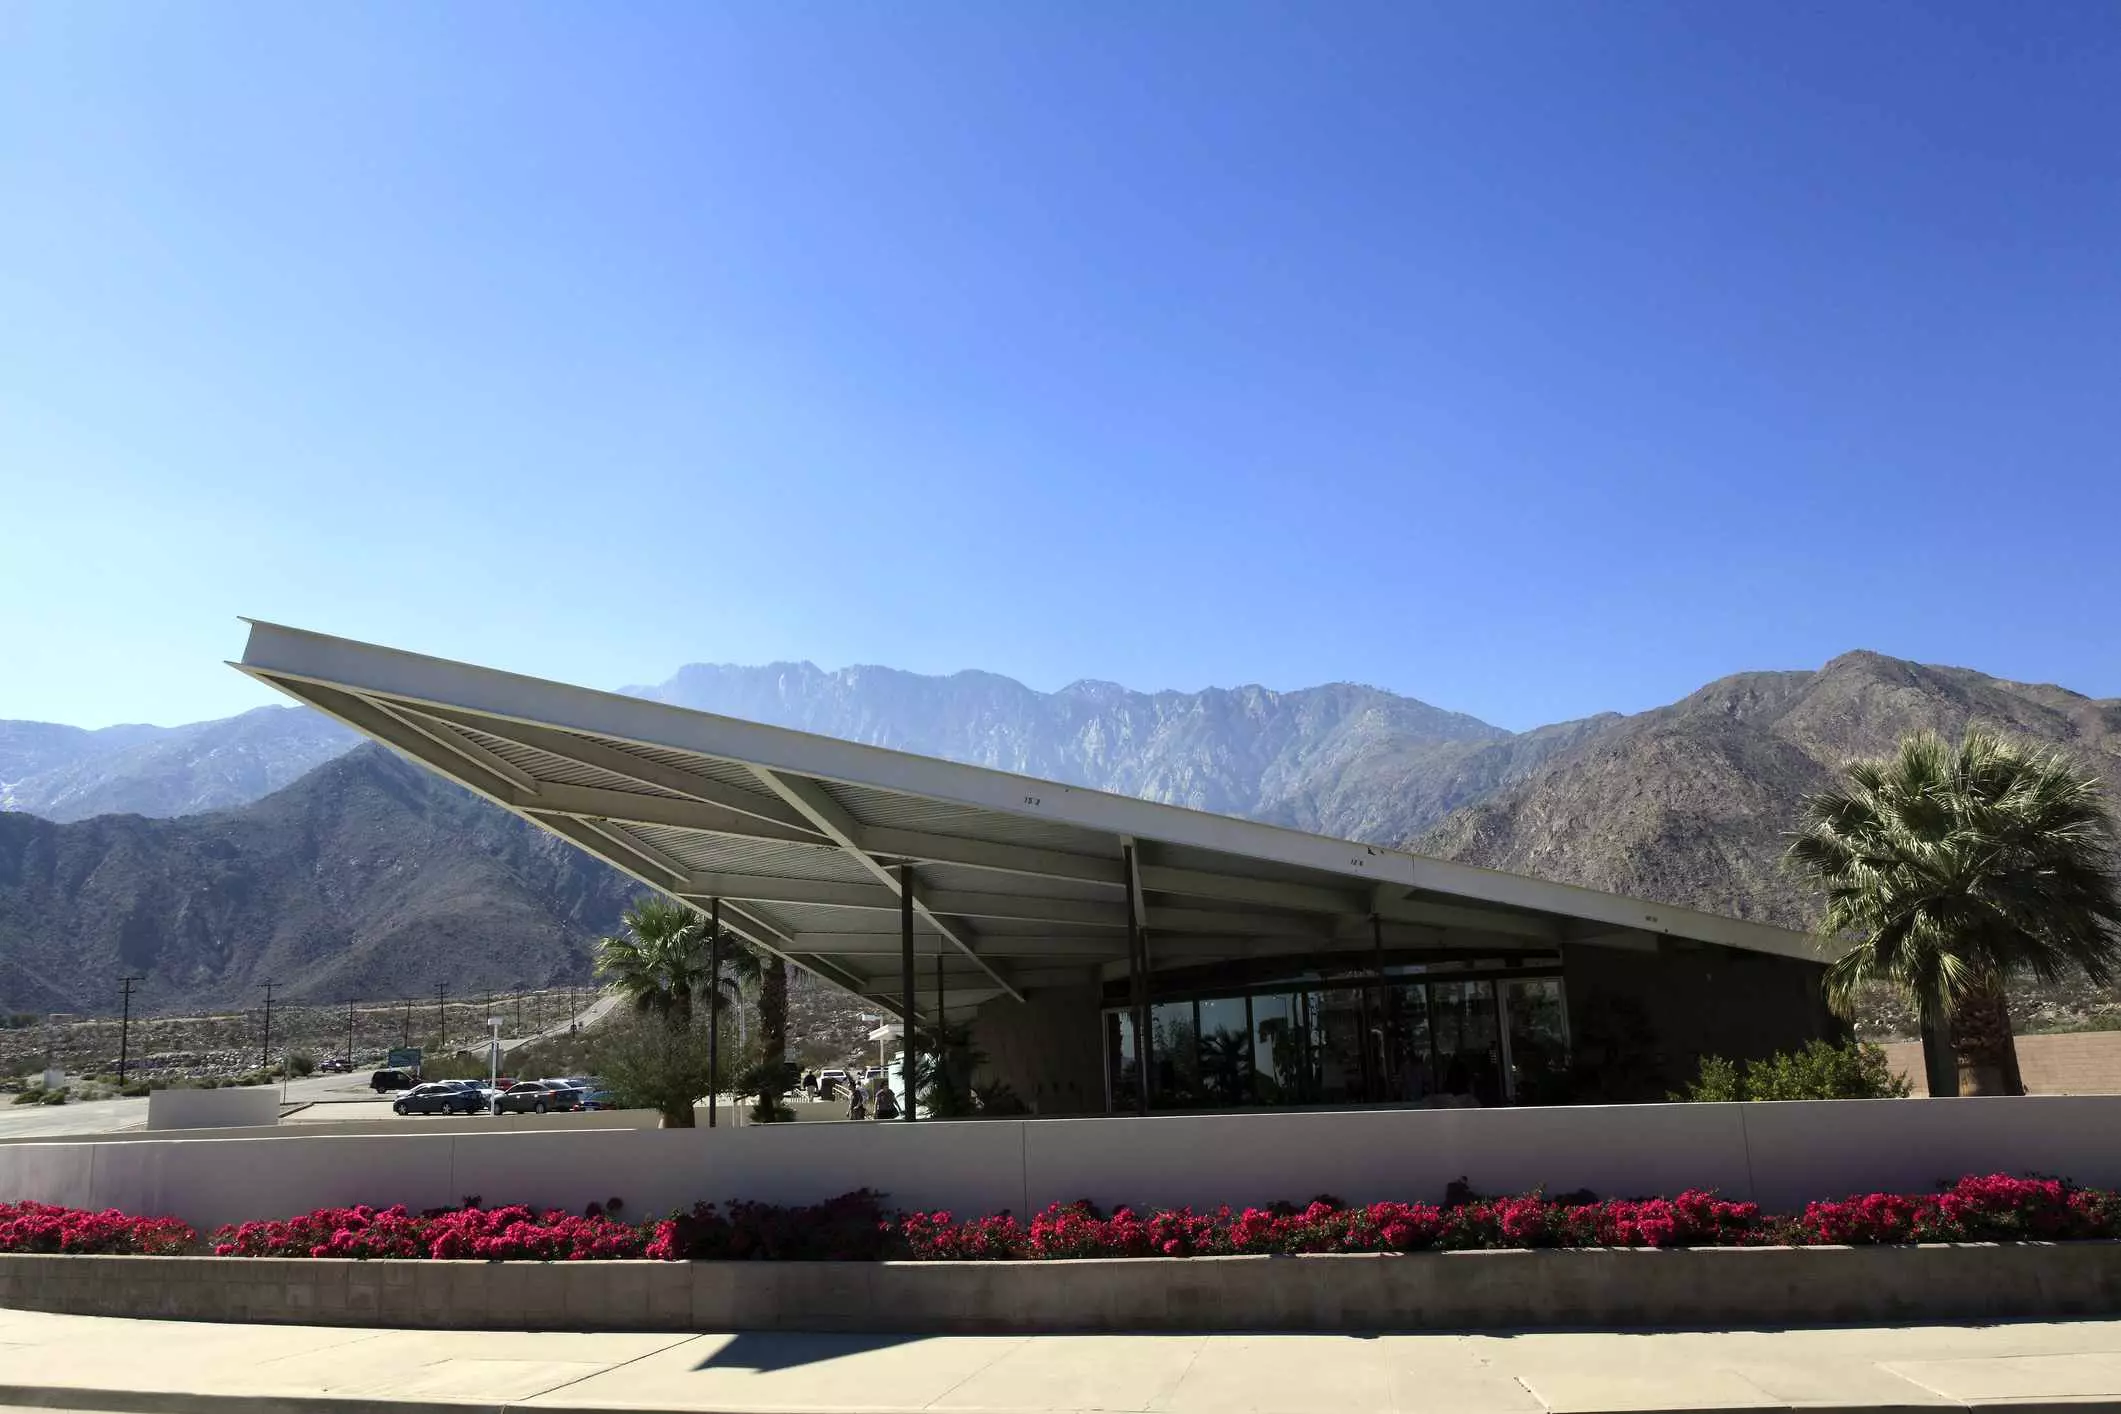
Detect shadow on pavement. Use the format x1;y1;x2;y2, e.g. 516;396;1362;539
693;1332;956;1371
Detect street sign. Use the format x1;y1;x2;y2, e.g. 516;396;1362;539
387;1047;422;1073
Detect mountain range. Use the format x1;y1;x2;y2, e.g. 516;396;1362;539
3;652;2117;1032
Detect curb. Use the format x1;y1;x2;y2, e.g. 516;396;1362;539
0;1383;2116;1414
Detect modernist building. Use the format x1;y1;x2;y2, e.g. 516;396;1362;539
236;622;1839;1112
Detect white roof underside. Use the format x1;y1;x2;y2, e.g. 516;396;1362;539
233;622;1824;1020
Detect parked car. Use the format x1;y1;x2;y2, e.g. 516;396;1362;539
494;1079;581;1115
817;1067;852;1097
369;1068;416;1093
319;1057;351;1074
393;1082;486;1116
575;1088;622;1111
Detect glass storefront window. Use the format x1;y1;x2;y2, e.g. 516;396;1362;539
1373;981;1436;1102
1196;996;1251;1106
1309;986;1370;1104
1151;1000;1201;1107
1250;992;1306;1105
1104;1009;1138;1111
1504;977;1571;1105
1431;979;1504;1106
1104;970;1561;1112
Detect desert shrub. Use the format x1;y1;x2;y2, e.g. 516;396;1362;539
1677;1040;1910;1102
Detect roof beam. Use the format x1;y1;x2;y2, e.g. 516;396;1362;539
856;826;1122;888
1371;885;1561;941
572;817;690;886
398;704;822;837
522;782;829;846
366;697;544;797
681;874;900;911
293;682;533;804
1138;863;1354;916
789;932;1127;959
749;767;1024;1004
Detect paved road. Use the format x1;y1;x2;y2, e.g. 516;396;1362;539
0;995;630;1142
0;1307;2116;1411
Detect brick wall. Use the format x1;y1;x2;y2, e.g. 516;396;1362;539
1880;1031;2121;1096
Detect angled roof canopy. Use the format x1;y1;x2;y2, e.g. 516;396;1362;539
233;621;1823;1021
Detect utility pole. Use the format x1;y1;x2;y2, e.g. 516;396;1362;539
258;981;278;1071
436;983;448;1051
398;997;411;1048
515;993;523;1034
117;976;145;1085
345;1000;355;1072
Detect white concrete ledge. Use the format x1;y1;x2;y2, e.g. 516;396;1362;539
2;1243;2117;1333
9;1097;2121;1231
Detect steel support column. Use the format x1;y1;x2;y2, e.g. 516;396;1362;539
707;897;722;1129
1124;843;1149;1114
900;863;917;1122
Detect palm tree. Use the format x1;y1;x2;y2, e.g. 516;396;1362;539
751;957;791;1121
595;896;710;1030
1786;728;2121;1096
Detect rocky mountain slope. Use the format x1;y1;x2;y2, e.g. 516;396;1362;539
0;707;354;822
3;670;1532;843
0;745;633;1014
629;664;1543;840
1417;652;2121;1032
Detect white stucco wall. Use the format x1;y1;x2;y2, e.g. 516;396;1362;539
5;1096;2117;1231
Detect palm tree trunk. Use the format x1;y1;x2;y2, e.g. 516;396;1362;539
1919;1012;1957;1098
758;958;789;1121
1950;979;2025;1097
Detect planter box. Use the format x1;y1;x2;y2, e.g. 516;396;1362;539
3;1243;2119;1333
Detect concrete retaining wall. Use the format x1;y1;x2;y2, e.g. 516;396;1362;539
144;1088;280;1131
5;1097;2121;1232
3;1243;2118;1332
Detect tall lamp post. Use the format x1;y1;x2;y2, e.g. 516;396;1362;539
486;1015;502;1116
117;976;145;1086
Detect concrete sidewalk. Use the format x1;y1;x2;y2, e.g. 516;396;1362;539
0;1307;2118;1413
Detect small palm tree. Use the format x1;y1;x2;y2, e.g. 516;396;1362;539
1787;728;2121;1095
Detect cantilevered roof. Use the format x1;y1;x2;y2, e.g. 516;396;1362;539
233;621;1824;1020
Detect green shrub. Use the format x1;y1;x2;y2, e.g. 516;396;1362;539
287;1053;316;1078
37;1088;68;1106
10;1090;42;1106
1677;1040;1911;1102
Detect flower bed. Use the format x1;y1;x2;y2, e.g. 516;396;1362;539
0;1201;195;1256
5;1176;2117;1264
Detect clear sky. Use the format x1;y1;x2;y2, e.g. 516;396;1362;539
4;3;2117;732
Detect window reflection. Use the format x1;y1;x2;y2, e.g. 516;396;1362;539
1196;996;1251;1107
1505;977;1571;1104
1151;1000;1200;1107
1103;970;1560;1113
1431;979;1504;1106
1250;992;1305;1105
1375;981;1435;1102
1310;987;1369;1103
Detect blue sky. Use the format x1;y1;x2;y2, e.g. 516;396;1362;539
4;3;2117;732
